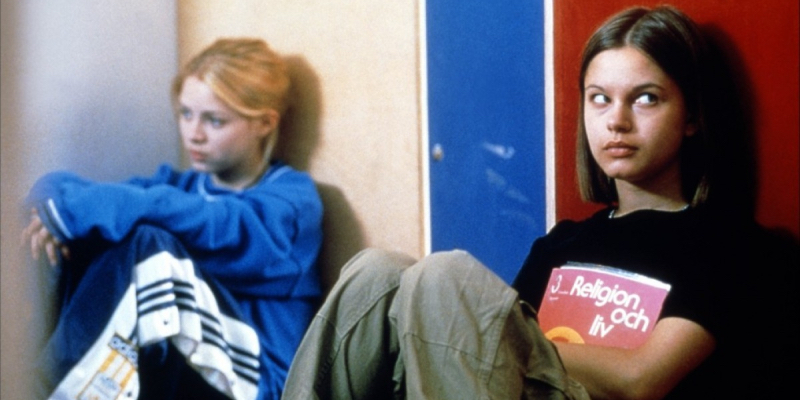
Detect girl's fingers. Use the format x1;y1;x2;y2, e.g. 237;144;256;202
21;217;42;245
30;228;42;261
30;225;57;263
34;226;50;252
45;241;59;266
23;209;69;266
60;245;72;261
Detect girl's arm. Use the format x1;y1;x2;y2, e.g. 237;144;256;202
25;168;323;296
555;317;715;400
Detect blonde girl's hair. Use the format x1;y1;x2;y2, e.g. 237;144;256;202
172;38;291;161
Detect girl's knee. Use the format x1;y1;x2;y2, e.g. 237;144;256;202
412;249;490;285
102;225;189;263
322;249;417;308
125;225;182;247
126;225;178;242
338;248;417;282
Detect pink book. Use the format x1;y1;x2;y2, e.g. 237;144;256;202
537;264;671;349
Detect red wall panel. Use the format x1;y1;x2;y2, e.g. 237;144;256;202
554;0;799;239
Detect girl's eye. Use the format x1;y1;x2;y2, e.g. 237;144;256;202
635;93;658;105
589;93;610;104
210;118;223;128
205;115;226;128
179;108;192;120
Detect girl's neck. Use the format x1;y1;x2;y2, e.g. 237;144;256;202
613;177;689;218
212;157;270;191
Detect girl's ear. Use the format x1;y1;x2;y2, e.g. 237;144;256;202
255;109;280;138
685;119;698;137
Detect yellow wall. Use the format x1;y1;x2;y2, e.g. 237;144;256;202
177;1;427;284
2;2;179;397
1;3;424;396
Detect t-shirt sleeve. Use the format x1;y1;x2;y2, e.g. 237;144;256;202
512;220;580;309
654;215;760;340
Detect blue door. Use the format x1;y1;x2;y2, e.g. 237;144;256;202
427;0;546;283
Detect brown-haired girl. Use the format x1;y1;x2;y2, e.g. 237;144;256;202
282;6;792;400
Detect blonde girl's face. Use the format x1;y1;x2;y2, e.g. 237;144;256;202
583;46;696;189
178;76;269;189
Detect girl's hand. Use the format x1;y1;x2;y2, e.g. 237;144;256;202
554;317;715;400
22;208;71;267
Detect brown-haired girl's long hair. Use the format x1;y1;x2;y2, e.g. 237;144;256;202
576;6;711;207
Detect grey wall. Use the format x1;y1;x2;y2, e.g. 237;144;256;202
1;1;178;396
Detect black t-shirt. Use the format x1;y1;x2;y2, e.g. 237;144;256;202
512;206;798;399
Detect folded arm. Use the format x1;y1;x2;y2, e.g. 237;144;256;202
24;169;322;295
555;317;715;400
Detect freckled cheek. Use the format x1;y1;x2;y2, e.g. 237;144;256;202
178;120;193;138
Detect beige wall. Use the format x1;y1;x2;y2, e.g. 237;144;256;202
177;1;427;284
0;2;424;396
1;1;178;397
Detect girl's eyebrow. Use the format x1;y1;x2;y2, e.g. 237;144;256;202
583;82;665;92
584;84;604;91
631;83;665;92
178;104;231;117
199;110;236;121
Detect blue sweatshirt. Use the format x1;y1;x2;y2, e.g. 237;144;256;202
26;162;323;398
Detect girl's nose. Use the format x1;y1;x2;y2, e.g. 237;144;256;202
606;105;632;133
188;121;206;143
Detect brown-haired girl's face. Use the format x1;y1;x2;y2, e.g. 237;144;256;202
583;46;696;189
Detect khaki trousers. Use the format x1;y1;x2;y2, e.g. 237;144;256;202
282;249;589;400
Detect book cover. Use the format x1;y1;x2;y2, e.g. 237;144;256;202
537;263;671;349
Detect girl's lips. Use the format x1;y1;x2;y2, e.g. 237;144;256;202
189;150;207;162
603;141;637;157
